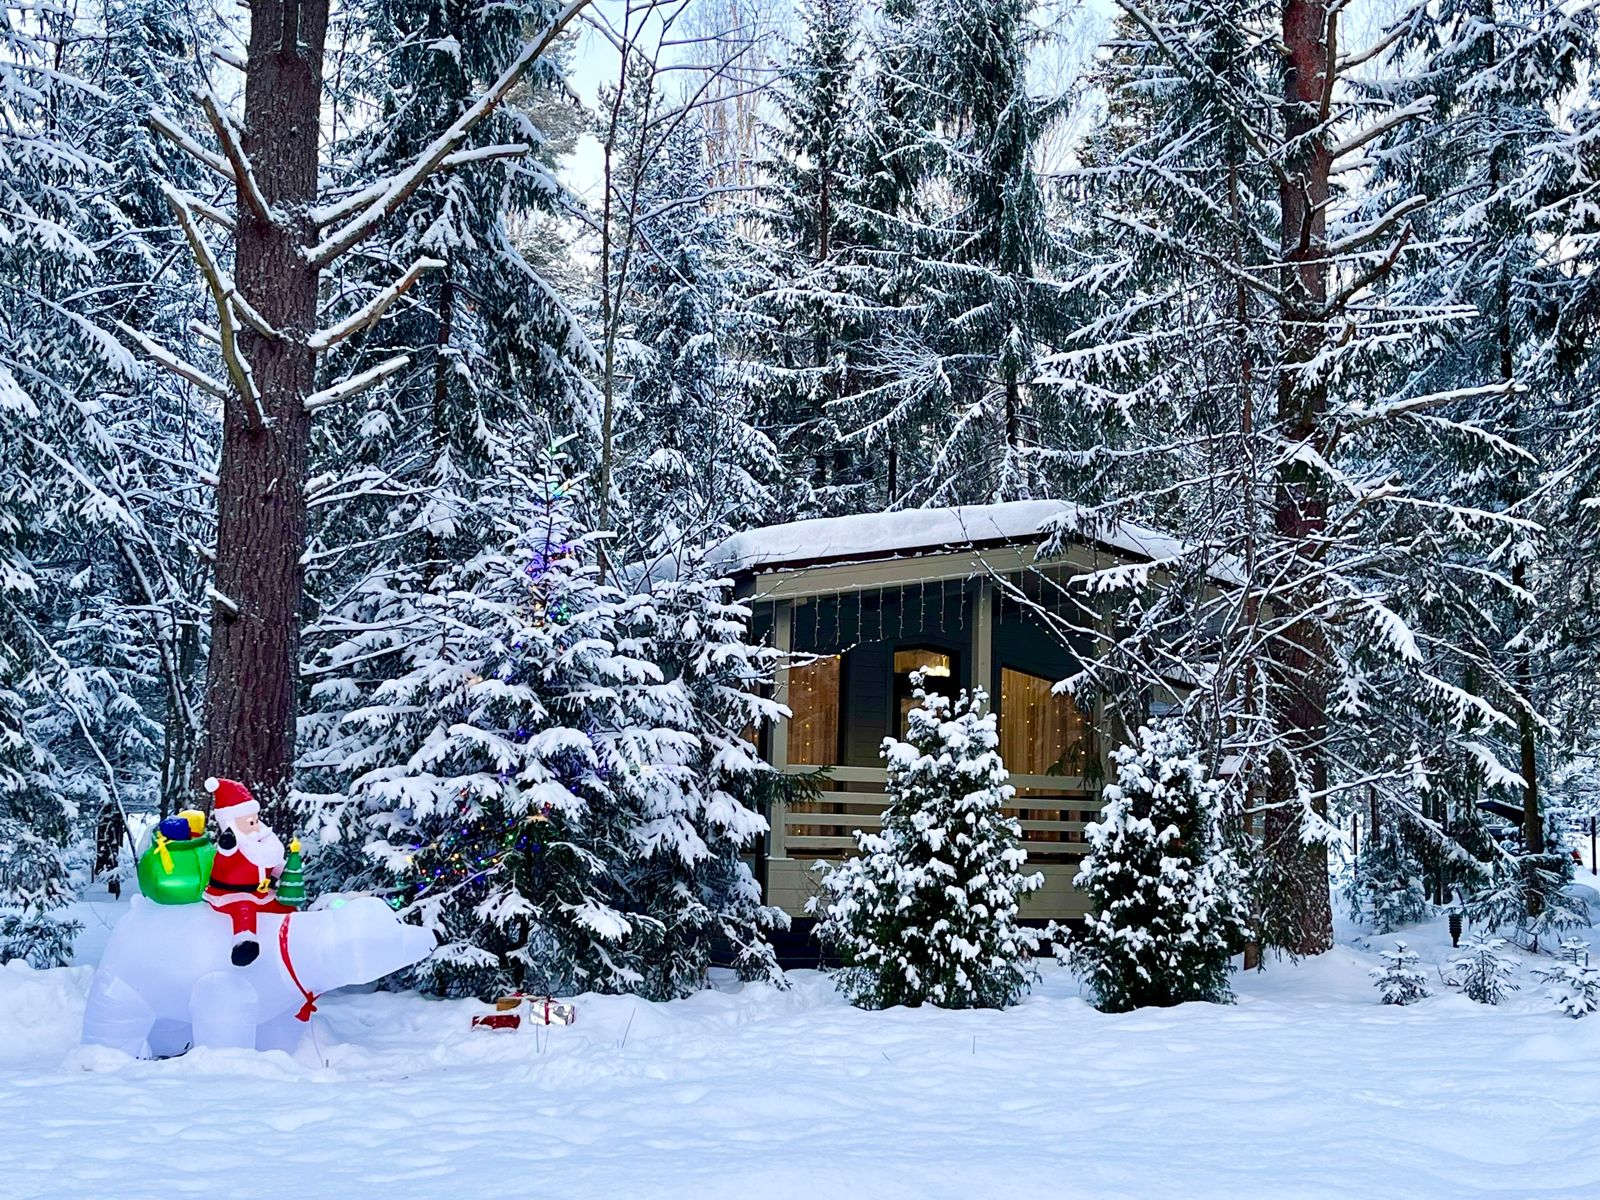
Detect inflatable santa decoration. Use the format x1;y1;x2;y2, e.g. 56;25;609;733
203;778;292;965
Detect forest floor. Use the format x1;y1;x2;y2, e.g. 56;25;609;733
1;898;1596;1199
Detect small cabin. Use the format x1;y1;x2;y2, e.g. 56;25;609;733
710;500;1206;926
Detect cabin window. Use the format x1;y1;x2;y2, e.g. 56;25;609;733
1000;666;1086;778
787;654;841;766
893;646;954;736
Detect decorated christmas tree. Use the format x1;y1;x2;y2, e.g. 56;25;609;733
277;839;308;909
812;674;1042;1010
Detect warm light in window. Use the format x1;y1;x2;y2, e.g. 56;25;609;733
894;648;951;678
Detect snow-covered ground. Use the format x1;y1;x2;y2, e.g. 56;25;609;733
4;902;1599;1199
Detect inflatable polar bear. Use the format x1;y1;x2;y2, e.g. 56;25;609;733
81;895;435;1057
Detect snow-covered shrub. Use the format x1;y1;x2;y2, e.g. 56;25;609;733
1370;940;1430;1006
1070;723;1247;1012
1533;939;1600;1018
1446;933;1519;1005
811;676;1042;1010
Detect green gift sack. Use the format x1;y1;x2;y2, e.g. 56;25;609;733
136;832;217;905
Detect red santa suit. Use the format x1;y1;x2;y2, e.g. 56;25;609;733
203;778;291;966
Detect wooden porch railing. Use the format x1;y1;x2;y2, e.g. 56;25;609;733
766;765;1101;921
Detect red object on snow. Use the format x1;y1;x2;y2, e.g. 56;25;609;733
472;1012;522;1031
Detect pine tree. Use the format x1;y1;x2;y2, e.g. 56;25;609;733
812;675;1042;1009
1071;723;1246;1012
1534;939;1600;1018
1368;0;1600;931
1370;941;1431;1006
303;0;595;820
304;457;646;998
0;0;191;960
828;0;1067;505
618;569;786;997
610;112;779;562
1350;823;1431;934
1447;932;1519;1004
752;0;868;512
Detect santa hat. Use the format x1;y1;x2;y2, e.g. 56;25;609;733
205;777;259;826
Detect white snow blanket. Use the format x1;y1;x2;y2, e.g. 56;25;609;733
708;499;1246;584
4;904;1599;1198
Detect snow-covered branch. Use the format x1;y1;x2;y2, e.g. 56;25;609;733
304;354;412;413
309;258;444;350
162;182;264;427
198;89;279;226
149;110;235;183
115;321;228;399
306;0;592;266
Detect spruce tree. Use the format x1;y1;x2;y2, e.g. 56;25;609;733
1369;0;1600;932
1370;941;1430;1006
752;0;869;512
1350;823;1431;934
305;456;645;997
812;676;1042;1009
1071;723;1246;1012
618;569;786;997
610;113;779;562
1447;932;1519;1005
1535;939;1600;1018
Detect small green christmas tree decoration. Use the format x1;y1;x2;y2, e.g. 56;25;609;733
277;837;308;909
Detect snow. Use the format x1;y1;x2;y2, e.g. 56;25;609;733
4;903;1600;1197
708;499;1246;585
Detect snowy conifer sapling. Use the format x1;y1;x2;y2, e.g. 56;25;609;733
1071;723;1246;1012
1447;934;1519;1005
811;675;1042;1009
1534;939;1600;1018
1370;941;1430;1006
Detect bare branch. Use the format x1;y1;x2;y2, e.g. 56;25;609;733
162;182;265;427
116;321;229;399
199;89;279;225
309;257;443;350
150;110;235;183
305;354;412;412
310;146;532;228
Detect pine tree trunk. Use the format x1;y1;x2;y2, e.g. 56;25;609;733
198;0;329;817
1261;0;1334;957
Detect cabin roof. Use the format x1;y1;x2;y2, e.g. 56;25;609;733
708;499;1243;584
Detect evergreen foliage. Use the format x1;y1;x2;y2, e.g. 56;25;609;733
1071;723;1246;1012
306;459;646;998
1370;941;1431;1007
1447;933;1520;1005
812;676;1042;1009
304;454;780;998
609;110;779;562
1534;939;1600;1018
1350;825;1431;934
618;570;787;997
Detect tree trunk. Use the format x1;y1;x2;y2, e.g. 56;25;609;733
1261;0;1334;957
198;0;329;819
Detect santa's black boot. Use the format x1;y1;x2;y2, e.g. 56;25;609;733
231;937;260;967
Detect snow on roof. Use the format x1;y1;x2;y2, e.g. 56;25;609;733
708;499;1243;584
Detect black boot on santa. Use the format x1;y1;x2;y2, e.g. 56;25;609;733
231;935;260;967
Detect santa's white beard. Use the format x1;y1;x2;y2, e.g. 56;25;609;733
236;825;285;870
